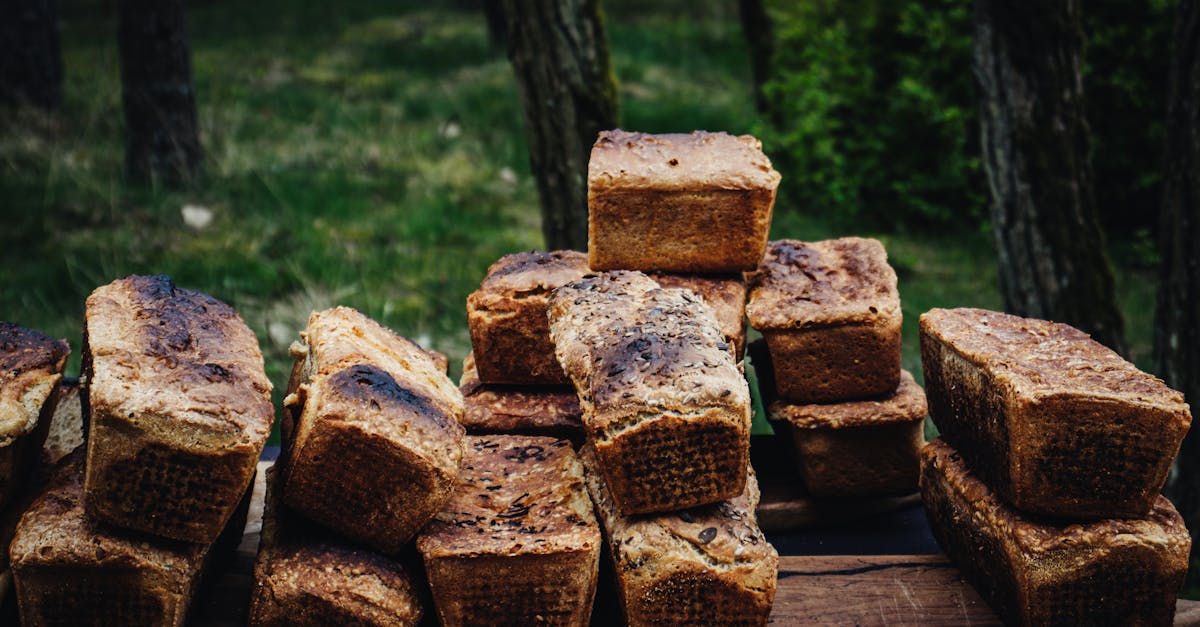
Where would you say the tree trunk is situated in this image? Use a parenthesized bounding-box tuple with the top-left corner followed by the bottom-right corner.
(0, 0, 63, 110)
(973, 0, 1127, 355)
(500, 0, 618, 251)
(483, 0, 507, 50)
(118, 0, 203, 183)
(737, 0, 774, 116)
(1158, 0, 1200, 583)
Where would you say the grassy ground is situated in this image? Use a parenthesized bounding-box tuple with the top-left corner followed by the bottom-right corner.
(0, 1, 1157, 425)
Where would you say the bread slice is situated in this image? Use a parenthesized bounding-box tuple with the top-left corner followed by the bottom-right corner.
(580, 443, 777, 626)
(587, 130, 780, 273)
(417, 435, 601, 626)
(921, 438, 1190, 626)
(769, 370, 927, 498)
(281, 307, 465, 553)
(82, 275, 273, 543)
(747, 238, 902, 403)
(548, 271, 751, 514)
(249, 467, 425, 627)
(649, 272, 748, 360)
(920, 308, 1192, 519)
(467, 250, 589, 385)
(459, 352, 584, 444)
(0, 322, 68, 510)
(11, 449, 251, 627)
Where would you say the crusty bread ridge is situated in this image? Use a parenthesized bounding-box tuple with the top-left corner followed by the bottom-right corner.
(459, 352, 584, 443)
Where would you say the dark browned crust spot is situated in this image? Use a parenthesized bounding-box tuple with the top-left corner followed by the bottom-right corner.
(0, 322, 69, 376)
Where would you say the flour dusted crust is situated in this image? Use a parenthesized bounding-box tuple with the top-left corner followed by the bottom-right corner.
(649, 272, 748, 360)
(249, 468, 424, 627)
(417, 435, 601, 626)
(920, 307, 1192, 518)
(587, 130, 779, 273)
(82, 274, 272, 543)
(282, 307, 465, 554)
(0, 323, 67, 512)
(920, 438, 1190, 626)
(548, 271, 751, 514)
(467, 250, 589, 384)
(459, 353, 584, 443)
(580, 444, 777, 626)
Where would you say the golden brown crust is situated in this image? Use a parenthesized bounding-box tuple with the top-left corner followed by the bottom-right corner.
(920, 308, 1192, 519)
(768, 370, 927, 429)
(580, 444, 777, 627)
(466, 251, 588, 385)
(588, 130, 780, 192)
(548, 271, 751, 514)
(747, 238, 899, 330)
(83, 274, 273, 544)
(921, 438, 1190, 626)
(648, 273, 747, 359)
(459, 353, 584, 442)
(0, 322, 69, 446)
(282, 307, 465, 554)
(417, 435, 601, 626)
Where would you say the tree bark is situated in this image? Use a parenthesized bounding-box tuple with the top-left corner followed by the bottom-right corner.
(500, 0, 618, 250)
(737, 0, 774, 116)
(118, 0, 203, 183)
(1157, 0, 1200, 581)
(973, 0, 1127, 355)
(0, 0, 63, 110)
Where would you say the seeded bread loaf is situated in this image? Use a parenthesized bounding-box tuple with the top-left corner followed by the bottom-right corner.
(417, 435, 601, 627)
(467, 250, 589, 385)
(770, 370, 927, 498)
(747, 238, 902, 403)
(0, 322, 68, 510)
(580, 444, 777, 626)
(282, 307, 465, 553)
(459, 353, 584, 444)
(649, 272, 748, 360)
(249, 467, 425, 627)
(548, 271, 751, 514)
(11, 449, 251, 627)
(82, 274, 273, 543)
(921, 438, 1190, 626)
(920, 308, 1192, 519)
(588, 130, 780, 273)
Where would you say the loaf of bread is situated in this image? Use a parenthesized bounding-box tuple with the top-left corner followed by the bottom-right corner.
(548, 271, 751, 514)
(82, 274, 273, 543)
(920, 307, 1192, 519)
(649, 272, 748, 360)
(921, 438, 1190, 626)
(459, 352, 584, 444)
(467, 250, 589, 385)
(417, 435, 601, 627)
(11, 449, 251, 627)
(282, 307, 465, 553)
(587, 130, 780, 273)
(747, 238, 901, 403)
(0, 322, 68, 510)
(580, 443, 777, 626)
(770, 370, 927, 498)
(249, 467, 425, 627)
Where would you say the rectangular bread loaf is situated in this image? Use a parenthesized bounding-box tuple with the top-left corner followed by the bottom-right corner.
(921, 438, 1190, 626)
(82, 274, 273, 543)
(11, 449, 250, 627)
(282, 306, 465, 553)
(587, 130, 780, 273)
(417, 435, 601, 627)
(459, 352, 584, 444)
(0, 322, 68, 510)
(769, 370, 927, 498)
(548, 271, 752, 514)
(580, 443, 777, 626)
(249, 467, 425, 627)
(467, 250, 589, 385)
(920, 308, 1192, 519)
(747, 238, 902, 403)
(649, 272, 748, 360)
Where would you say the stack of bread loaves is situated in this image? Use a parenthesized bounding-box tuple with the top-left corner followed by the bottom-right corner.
(8, 275, 272, 626)
(919, 308, 1193, 624)
(747, 237, 928, 497)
